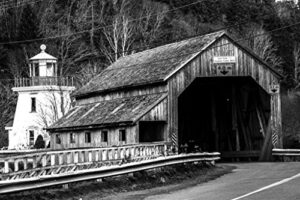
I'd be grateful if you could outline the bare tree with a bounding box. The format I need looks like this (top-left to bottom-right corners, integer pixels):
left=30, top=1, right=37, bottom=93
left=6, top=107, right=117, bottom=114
left=101, top=0, right=135, bottom=64
left=136, top=0, right=168, bottom=46
left=39, top=0, right=95, bottom=76
left=75, top=62, right=104, bottom=87
left=0, top=81, right=17, bottom=147
left=101, top=0, right=168, bottom=64
left=293, top=43, right=300, bottom=89
left=245, top=26, right=283, bottom=70
left=36, top=86, right=72, bottom=128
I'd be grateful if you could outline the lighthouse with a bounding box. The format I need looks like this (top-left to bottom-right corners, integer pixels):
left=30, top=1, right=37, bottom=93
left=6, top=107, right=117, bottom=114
left=6, top=45, right=75, bottom=149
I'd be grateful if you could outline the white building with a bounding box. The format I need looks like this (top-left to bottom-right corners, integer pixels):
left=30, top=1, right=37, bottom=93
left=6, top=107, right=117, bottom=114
left=5, top=45, right=75, bottom=149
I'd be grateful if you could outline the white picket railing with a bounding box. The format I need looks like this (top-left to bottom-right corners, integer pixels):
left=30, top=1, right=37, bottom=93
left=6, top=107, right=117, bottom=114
left=0, top=142, right=169, bottom=175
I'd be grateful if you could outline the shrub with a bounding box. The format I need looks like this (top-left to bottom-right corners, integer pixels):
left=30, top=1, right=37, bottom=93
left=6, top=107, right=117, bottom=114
left=34, top=135, right=45, bottom=149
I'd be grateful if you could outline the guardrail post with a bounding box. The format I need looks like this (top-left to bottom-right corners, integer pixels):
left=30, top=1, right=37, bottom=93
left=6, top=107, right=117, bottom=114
left=124, top=148, right=128, bottom=158
left=42, top=155, right=47, bottom=167
left=51, top=154, right=56, bottom=166
left=115, top=148, right=119, bottom=160
left=102, top=150, right=107, bottom=161
left=130, top=148, right=134, bottom=158
left=88, top=151, right=92, bottom=162
left=66, top=152, right=72, bottom=164
left=135, top=147, right=138, bottom=158
left=4, top=160, right=9, bottom=173
left=114, top=148, right=118, bottom=160
left=78, top=151, right=83, bottom=163
left=94, top=150, right=99, bottom=162
left=83, top=151, right=88, bottom=162
left=23, top=158, right=28, bottom=170
left=59, top=153, right=64, bottom=165
left=32, top=156, right=37, bottom=169
left=14, top=160, right=19, bottom=172
left=164, top=144, right=167, bottom=156
left=74, top=152, right=79, bottom=163
left=108, top=149, right=112, bottom=160
left=120, top=148, right=124, bottom=159
left=99, top=150, right=102, bottom=161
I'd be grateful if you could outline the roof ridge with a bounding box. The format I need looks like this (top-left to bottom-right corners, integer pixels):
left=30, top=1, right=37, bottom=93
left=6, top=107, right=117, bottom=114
left=74, top=30, right=227, bottom=98
left=112, top=30, right=226, bottom=65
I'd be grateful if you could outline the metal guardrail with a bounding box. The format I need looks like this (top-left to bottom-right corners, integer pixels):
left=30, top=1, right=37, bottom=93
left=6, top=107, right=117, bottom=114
left=272, top=148, right=300, bottom=156
left=0, top=152, right=220, bottom=194
left=272, top=148, right=300, bottom=161
left=272, top=149, right=300, bottom=156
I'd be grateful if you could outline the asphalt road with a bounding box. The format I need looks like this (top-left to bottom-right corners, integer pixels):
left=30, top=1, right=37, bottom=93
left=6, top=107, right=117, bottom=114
left=145, top=162, right=300, bottom=200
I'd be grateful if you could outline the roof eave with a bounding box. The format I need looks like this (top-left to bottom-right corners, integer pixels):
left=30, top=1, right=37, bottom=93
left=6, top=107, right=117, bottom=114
left=163, top=32, right=227, bottom=81
left=74, top=80, right=166, bottom=99
left=222, top=35, right=283, bottom=79
left=132, top=93, right=168, bottom=123
left=46, top=121, right=134, bottom=132
left=163, top=32, right=283, bottom=81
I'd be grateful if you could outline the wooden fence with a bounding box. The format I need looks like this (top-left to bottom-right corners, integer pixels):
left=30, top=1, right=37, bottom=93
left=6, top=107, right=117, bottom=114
left=14, top=77, right=74, bottom=87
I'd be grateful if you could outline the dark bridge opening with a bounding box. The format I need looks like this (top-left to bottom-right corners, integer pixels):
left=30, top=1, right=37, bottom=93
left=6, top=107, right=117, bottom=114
left=178, top=77, right=270, bottom=160
left=139, top=121, right=166, bottom=142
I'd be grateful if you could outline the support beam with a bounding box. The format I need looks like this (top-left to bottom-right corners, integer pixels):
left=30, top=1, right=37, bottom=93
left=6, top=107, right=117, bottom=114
left=259, top=119, right=272, bottom=161
left=232, top=85, right=240, bottom=151
left=211, top=90, right=218, bottom=151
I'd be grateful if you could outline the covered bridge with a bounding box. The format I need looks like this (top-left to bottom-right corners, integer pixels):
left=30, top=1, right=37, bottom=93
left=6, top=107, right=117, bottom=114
left=47, top=31, right=282, bottom=160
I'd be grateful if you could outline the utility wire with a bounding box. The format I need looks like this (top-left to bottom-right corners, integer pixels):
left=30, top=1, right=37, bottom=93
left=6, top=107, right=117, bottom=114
left=0, top=0, right=287, bottom=62
left=0, top=20, right=299, bottom=82
left=90, top=21, right=300, bottom=72
left=0, top=0, right=43, bottom=9
left=0, top=0, right=209, bottom=45
left=0, top=0, right=280, bottom=47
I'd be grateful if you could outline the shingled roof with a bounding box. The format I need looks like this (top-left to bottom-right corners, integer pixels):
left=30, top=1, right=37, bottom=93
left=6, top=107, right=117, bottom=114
left=74, top=31, right=226, bottom=98
left=47, top=93, right=167, bottom=131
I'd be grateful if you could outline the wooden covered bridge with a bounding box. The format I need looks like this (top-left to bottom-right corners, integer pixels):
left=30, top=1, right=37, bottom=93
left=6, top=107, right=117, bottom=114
left=47, top=30, right=282, bottom=161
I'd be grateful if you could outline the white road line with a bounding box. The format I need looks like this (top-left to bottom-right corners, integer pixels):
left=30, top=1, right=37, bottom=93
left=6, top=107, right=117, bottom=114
left=231, top=172, right=300, bottom=200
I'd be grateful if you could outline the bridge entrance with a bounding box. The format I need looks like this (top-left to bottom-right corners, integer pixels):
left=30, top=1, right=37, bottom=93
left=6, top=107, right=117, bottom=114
left=178, top=77, right=271, bottom=160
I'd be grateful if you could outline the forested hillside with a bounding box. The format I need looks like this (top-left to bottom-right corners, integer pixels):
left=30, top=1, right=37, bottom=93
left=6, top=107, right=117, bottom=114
left=1, top=0, right=300, bottom=147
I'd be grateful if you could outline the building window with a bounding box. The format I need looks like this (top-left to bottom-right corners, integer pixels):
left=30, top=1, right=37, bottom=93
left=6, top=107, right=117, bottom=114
left=85, top=132, right=91, bottom=143
left=46, top=63, right=53, bottom=76
left=101, top=130, right=108, bottom=142
left=29, top=130, right=35, bottom=146
left=31, top=97, right=36, bottom=112
left=70, top=133, right=75, bottom=143
left=53, top=63, right=57, bottom=76
left=56, top=134, right=61, bottom=144
left=34, top=63, right=39, bottom=77
left=119, top=129, right=126, bottom=142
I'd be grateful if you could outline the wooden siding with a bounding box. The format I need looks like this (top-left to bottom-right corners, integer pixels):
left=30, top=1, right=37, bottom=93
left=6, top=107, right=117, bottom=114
left=51, top=126, right=137, bottom=150
left=77, top=85, right=167, bottom=105
left=167, top=36, right=282, bottom=148
left=140, top=98, right=167, bottom=121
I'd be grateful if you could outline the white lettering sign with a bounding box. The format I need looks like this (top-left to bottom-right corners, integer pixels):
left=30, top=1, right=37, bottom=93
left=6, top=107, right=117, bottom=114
left=213, top=56, right=236, bottom=63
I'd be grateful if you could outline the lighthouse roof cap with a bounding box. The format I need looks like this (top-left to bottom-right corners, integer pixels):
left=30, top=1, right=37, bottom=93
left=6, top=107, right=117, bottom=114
left=29, top=44, right=57, bottom=60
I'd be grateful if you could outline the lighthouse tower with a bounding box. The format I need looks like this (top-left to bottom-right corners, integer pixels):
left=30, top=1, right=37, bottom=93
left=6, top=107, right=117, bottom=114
left=6, top=45, right=75, bottom=149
